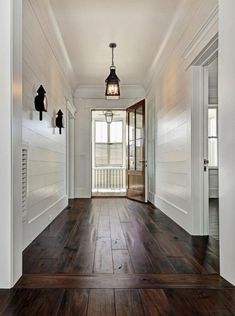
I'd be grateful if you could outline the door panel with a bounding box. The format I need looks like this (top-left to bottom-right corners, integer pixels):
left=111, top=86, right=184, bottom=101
left=126, top=100, right=146, bottom=202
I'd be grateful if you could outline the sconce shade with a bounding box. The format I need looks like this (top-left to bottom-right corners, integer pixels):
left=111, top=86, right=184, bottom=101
left=56, top=109, right=64, bottom=134
left=34, top=85, right=48, bottom=120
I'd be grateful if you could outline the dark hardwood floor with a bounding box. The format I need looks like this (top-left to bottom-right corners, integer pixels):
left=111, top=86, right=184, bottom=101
left=1, top=198, right=235, bottom=315
left=23, top=198, right=219, bottom=275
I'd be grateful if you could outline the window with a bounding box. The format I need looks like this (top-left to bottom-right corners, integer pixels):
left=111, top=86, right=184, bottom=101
left=94, top=120, right=123, bottom=166
left=208, top=107, right=218, bottom=167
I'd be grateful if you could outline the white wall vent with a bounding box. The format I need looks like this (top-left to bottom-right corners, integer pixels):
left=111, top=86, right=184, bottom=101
left=22, top=147, right=28, bottom=222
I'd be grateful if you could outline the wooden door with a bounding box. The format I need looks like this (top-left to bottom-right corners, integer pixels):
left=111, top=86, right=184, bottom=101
left=126, top=100, right=146, bottom=202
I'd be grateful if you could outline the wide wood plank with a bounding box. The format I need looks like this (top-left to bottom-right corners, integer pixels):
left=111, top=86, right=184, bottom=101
left=87, top=289, right=115, bottom=316
left=113, top=250, right=133, bottom=274
left=57, top=289, right=89, bottom=316
left=115, top=289, right=145, bottom=316
left=140, top=289, right=173, bottom=316
left=15, top=274, right=233, bottom=289
left=1, top=289, right=64, bottom=315
left=94, top=238, right=113, bottom=273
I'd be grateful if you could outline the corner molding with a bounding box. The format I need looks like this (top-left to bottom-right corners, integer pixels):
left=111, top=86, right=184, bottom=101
left=66, top=99, right=76, bottom=118
left=183, top=5, right=218, bottom=60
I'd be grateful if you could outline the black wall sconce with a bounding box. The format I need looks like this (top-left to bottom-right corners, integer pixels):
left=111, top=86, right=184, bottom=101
left=56, top=110, right=64, bottom=134
left=34, top=85, right=48, bottom=120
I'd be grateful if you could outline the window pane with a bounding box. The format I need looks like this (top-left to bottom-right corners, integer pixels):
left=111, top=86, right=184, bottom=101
left=95, top=144, right=108, bottom=166
left=129, top=111, right=135, bottom=141
left=208, top=108, right=217, bottom=137
left=95, top=121, right=107, bottom=143
left=129, top=141, right=135, bottom=170
left=208, top=138, right=218, bottom=167
left=110, top=121, right=122, bottom=143
left=136, top=139, right=144, bottom=171
left=110, top=144, right=123, bottom=165
left=136, top=111, right=143, bottom=140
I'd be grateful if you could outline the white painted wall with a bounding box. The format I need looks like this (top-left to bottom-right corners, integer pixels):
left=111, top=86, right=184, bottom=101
left=22, top=0, right=73, bottom=248
left=219, top=0, right=235, bottom=285
left=145, top=0, right=218, bottom=234
left=74, top=85, right=145, bottom=198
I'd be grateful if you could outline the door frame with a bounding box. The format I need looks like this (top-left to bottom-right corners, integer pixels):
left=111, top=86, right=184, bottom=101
left=191, top=36, right=218, bottom=235
left=126, top=99, right=148, bottom=203
left=90, top=109, right=127, bottom=196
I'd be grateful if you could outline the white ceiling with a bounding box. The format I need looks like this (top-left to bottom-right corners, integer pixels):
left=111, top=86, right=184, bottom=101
left=49, top=0, right=184, bottom=89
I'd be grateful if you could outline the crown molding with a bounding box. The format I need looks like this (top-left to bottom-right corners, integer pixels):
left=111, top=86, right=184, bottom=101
left=28, top=0, right=75, bottom=90
left=183, top=5, right=218, bottom=61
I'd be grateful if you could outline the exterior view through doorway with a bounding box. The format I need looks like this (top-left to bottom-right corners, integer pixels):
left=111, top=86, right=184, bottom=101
left=92, top=110, right=126, bottom=196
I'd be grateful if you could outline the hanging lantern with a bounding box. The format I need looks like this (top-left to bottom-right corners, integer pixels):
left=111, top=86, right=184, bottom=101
left=105, top=43, right=120, bottom=100
left=104, top=110, right=113, bottom=124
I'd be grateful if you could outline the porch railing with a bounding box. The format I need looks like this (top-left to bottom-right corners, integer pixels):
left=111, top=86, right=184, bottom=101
left=92, top=167, right=126, bottom=192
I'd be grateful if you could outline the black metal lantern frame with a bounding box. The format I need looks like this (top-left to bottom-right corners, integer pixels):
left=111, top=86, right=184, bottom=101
left=105, top=43, right=120, bottom=100
left=56, top=109, right=64, bottom=134
left=34, top=85, right=48, bottom=121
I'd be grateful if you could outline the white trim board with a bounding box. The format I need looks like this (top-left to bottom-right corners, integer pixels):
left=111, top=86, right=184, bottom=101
left=23, top=195, right=68, bottom=249
left=154, top=194, right=191, bottom=234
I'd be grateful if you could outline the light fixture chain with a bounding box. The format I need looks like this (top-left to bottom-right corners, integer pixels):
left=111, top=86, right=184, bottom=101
left=112, top=46, right=114, bottom=66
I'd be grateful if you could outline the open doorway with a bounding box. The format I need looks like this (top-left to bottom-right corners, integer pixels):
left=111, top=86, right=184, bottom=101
left=204, top=55, right=219, bottom=240
left=91, top=110, right=126, bottom=196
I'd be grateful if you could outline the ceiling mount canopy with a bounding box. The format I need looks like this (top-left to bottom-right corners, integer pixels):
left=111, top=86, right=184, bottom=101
left=105, top=43, right=120, bottom=100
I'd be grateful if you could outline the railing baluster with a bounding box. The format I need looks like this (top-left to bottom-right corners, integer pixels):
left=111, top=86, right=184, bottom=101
left=92, top=166, right=126, bottom=193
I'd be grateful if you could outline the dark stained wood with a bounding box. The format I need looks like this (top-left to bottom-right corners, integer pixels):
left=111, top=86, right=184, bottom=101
left=87, top=289, right=115, bottom=316
left=1, top=289, right=64, bottom=315
left=113, top=250, right=134, bottom=274
left=139, top=289, right=173, bottom=315
left=115, top=289, right=145, bottom=316
left=10, top=198, right=235, bottom=315
left=1, top=288, right=235, bottom=315
left=15, top=274, right=232, bottom=289
left=0, top=290, right=11, bottom=314
left=57, top=289, right=89, bottom=316
left=94, top=237, right=113, bottom=273
left=23, top=198, right=220, bottom=276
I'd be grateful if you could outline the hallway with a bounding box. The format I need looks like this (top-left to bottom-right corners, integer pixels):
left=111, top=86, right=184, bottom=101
left=1, top=199, right=235, bottom=315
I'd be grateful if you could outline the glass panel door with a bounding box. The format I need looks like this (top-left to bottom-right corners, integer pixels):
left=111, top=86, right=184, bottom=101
left=126, top=100, right=146, bottom=202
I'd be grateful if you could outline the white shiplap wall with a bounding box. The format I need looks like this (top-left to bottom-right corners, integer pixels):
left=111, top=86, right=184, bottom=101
left=22, top=0, right=73, bottom=248
left=146, top=0, right=218, bottom=233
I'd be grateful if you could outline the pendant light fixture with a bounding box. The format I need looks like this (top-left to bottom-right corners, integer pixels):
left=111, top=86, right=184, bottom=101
left=104, top=110, right=113, bottom=124
left=105, top=43, right=120, bottom=100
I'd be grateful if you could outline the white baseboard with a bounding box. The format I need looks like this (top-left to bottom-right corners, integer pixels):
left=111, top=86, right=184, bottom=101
left=74, top=187, right=91, bottom=198
left=154, top=194, right=191, bottom=234
left=23, top=195, right=68, bottom=249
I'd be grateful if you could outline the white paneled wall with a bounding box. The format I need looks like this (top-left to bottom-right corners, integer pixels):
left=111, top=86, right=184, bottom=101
left=22, top=0, right=73, bottom=248
left=146, top=0, right=218, bottom=233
